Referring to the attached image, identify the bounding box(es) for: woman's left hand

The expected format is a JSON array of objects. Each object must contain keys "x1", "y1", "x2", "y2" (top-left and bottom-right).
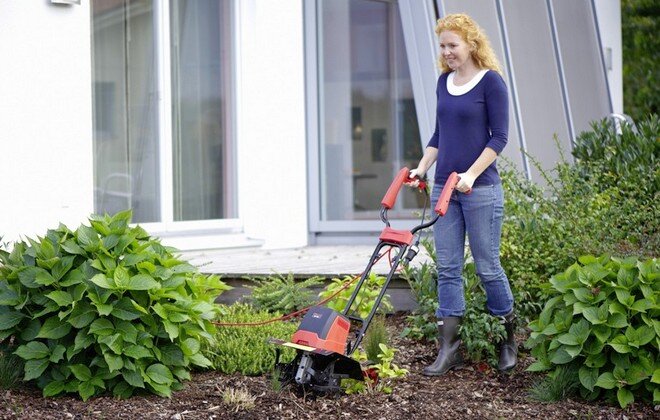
[{"x1": 456, "y1": 172, "x2": 476, "y2": 193}]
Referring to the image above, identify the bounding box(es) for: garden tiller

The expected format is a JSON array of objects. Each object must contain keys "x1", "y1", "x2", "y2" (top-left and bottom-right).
[{"x1": 269, "y1": 168, "x2": 461, "y2": 392}]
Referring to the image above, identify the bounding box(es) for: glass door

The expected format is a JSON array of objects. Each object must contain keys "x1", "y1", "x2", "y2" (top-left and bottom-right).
[{"x1": 315, "y1": 0, "x2": 424, "y2": 224}]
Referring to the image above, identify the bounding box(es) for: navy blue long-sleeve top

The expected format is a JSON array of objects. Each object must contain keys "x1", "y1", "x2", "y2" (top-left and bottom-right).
[{"x1": 427, "y1": 70, "x2": 509, "y2": 186}]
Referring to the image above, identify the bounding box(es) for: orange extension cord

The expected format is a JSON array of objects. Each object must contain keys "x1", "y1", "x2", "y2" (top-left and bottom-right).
[{"x1": 211, "y1": 245, "x2": 399, "y2": 327}]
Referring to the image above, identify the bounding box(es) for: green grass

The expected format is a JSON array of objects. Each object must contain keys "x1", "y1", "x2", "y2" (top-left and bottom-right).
[
  {"x1": 528, "y1": 364, "x2": 580, "y2": 402},
  {"x1": 0, "y1": 347, "x2": 24, "y2": 389}
]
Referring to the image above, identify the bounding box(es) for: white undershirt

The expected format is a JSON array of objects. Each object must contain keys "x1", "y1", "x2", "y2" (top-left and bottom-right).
[{"x1": 447, "y1": 69, "x2": 489, "y2": 96}]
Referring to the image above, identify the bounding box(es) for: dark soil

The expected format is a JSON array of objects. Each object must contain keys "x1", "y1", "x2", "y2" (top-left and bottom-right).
[{"x1": 1, "y1": 315, "x2": 656, "y2": 420}]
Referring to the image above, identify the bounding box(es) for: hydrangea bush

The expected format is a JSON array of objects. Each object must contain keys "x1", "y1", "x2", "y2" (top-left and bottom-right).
[{"x1": 0, "y1": 211, "x2": 230, "y2": 400}]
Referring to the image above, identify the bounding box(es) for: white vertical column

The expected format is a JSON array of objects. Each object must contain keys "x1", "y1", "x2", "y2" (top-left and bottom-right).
[
  {"x1": 155, "y1": 0, "x2": 174, "y2": 225},
  {"x1": 236, "y1": 0, "x2": 308, "y2": 248},
  {"x1": 305, "y1": 0, "x2": 321, "y2": 234}
]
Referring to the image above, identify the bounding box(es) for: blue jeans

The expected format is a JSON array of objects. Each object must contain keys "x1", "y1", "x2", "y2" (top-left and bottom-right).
[{"x1": 431, "y1": 182, "x2": 514, "y2": 318}]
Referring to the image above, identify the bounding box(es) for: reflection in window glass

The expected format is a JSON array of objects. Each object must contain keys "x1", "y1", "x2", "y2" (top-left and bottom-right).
[
  {"x1": 92, "y1": 0, "x2": 160, "y2": 223},
  {"x1": 171, "y1": 0, "x2": 235, "y2": 221},
  {"x1": 319, "y1": 0, "x2": 423, "y2": 221}
]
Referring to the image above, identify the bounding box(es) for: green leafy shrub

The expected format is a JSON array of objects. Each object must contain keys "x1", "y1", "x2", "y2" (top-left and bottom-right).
[
  {"x1": 500, "y1": 116, "x2": 659, "y2": 320},
  {"x1": 525, "y1": 255, "x2": 659, "y2": 408},
  {"x1": 571, "y1": 115, "x2": 659, "y2": 255},
  {"x1": 500, "y1": 155, "x2": 616, "y2": 320},
  {"x1": 499, "y1": 163, "x2": 567, "y2": 317},
  {"x1": 622, "y1": 1, "x2": 659, "y2": 120},
  {"x1": 573, "y1": 116, "x2": 658, "y2": 181},
  {"x1": 247, "y1": 273, "x2": 324, "y2": 313},
  {"x1": 0, "y1": 243, "x2": 23, "y2": 391},
  {"x1": 319, "y1": 273, "x2": 392, "y2": 319},
  {"x1": 0, "y1": 211, "x2": 229, "y2": 400},
  {"x1": 204, "y1": 303, "x2": 297, "y2": 375}
]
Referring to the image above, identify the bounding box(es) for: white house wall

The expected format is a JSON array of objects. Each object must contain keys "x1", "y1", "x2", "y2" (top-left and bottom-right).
[{"x1": 0, "y1": 1, "x2": 94, "y2": 243}]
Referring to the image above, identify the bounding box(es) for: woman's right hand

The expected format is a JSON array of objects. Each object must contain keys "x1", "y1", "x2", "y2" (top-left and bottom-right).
[
  {"x1": 407, "y1": 147, "x2": 437, "y2": 188},
  {"x1": 407, "y1": 168, "x2": 426, "y2": 188}
]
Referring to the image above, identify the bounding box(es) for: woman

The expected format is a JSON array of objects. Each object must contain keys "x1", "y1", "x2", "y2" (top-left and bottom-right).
[{"x1": 408, "y1": 13, "x2": 516, "y2": 375}]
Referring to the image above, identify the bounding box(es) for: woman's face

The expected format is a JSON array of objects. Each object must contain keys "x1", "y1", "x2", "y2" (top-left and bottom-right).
[{"x1": 439, "y1": 30, "x2": 472, "y2": 71}]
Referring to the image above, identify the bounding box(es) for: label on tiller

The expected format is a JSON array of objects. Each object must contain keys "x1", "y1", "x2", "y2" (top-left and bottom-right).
[{"x1": 268, "y1": 338, "x2": 315, "y2": 352}]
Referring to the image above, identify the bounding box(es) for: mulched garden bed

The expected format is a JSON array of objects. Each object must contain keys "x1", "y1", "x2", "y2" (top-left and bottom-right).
[{"x1": 1, "y1": 314, "x2": 656, "y2": 419}]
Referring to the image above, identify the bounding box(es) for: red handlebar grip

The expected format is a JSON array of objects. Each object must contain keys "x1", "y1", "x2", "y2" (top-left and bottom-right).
[
  {"x1": 381, "y1": 167, "x2": 410, "y2": 209},
  {"x1": 434, "y1": 172, "x2": 459, "y2": 216}
]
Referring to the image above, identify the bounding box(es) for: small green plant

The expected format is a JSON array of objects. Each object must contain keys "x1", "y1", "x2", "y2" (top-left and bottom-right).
[
  {"x1": 320, "y1": 273, "x2": 392, "y2": 320},
  {"x1": 204, "y1": 303, "x2": 297, "y2": 375},
  {"x1": 363, "y1": 315, "x2": 388, "y2": 363},
  {"x1": 528, "y1": 364, "x2": 581, "y2": 402},
  {"x1": 343, "y1": 344, "x2": 408, "y2": 394},
  {"x1": 0, "y1": 211, "x2": 229, "y2": 400},
  {"x1": 401, "y1": 239, "x2": 438, "y2": 341},
  {"x1": 525, "y1": 255, "x2": 659, "y2": 408},
  {"x1": 0, "y1": 345, "x2": 24, "y2": 389},
  {"x1": 269, "y1": 366, "x2": 284, "y2": 392},
  {"x1": 247, "y1": 273, "x2": 324, "y2": 313},
  {"x1": 460, "y1": 262, "x2": 506, "y2": 367},
  {"x1": 221, "y1": 386, "x2": 256, "y2": 412}
]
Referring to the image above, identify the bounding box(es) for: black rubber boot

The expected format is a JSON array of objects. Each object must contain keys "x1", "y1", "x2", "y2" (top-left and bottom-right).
[
  {"x1": 498, "y1": 310, "x2": 517, "y2": 372},
  {"x1": 423, "y1": 317, "x2": 463, "y2": 376}
]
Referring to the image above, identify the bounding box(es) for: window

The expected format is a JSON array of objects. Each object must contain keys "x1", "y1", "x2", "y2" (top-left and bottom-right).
[{"x1": 91, "y1": 0, "x2": 236, "y2": 225}]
